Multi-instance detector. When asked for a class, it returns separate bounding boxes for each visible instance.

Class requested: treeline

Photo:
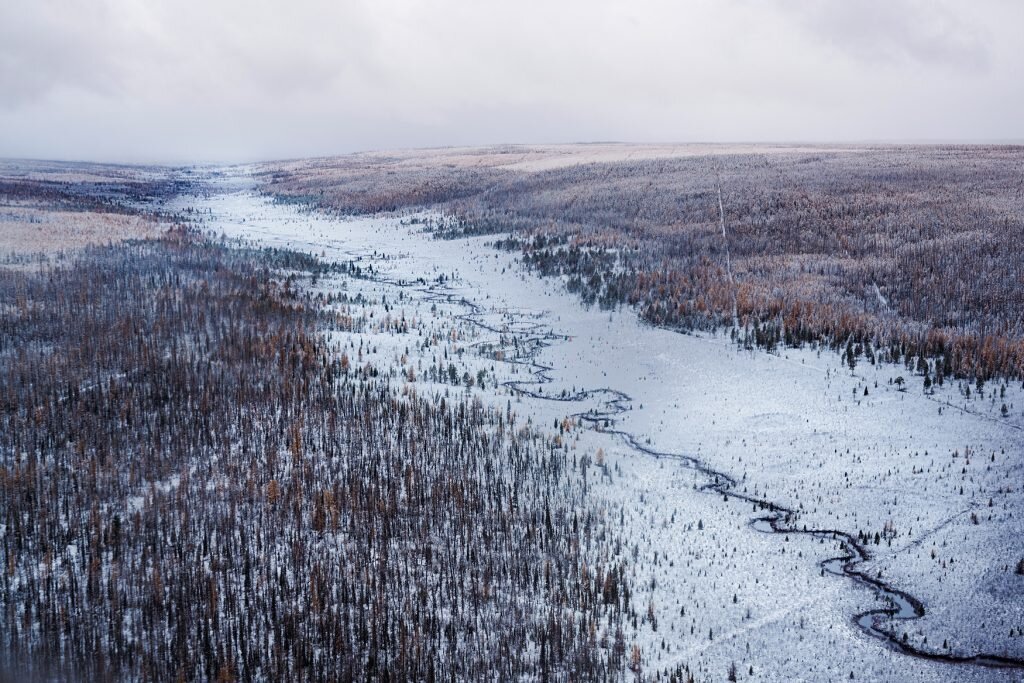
[0,230,637,681]
[261,146,1024,380]
[261,158,509,214]
[0,177,182,217]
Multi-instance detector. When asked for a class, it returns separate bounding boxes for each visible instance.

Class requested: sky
[1,0,1022,163]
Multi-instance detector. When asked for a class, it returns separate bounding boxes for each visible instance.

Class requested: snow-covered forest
[1,152,1023,682]
[261,145,1024,382]
[0,172,642,680]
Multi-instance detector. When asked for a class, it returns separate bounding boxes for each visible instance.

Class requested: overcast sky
[1,0,1021,163]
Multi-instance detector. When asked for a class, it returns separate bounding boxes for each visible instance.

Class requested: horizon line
[3,138,1023,169]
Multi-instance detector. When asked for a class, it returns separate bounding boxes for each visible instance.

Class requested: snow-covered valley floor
[164,171,1024,682]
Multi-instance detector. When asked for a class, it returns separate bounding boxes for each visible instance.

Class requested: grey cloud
[0,0,1020,162]
[772,0,991,71]
[0,1,129,108]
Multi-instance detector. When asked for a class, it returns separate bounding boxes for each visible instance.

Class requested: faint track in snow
[681,596,815,661]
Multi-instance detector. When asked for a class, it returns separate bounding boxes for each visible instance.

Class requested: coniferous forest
[3,149,1023,683]
[261,146,1024,382]
[0,219,633,681]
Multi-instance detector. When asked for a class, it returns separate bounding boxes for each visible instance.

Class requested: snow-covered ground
[163,170,1024,682]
